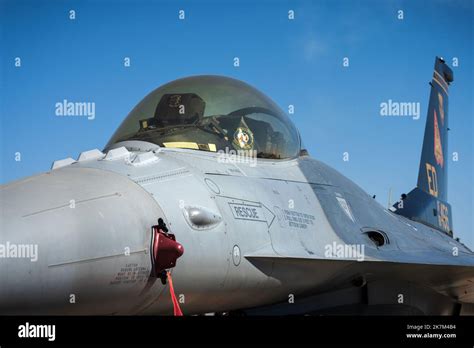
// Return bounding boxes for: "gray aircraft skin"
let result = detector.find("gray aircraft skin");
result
[1,57,473,315]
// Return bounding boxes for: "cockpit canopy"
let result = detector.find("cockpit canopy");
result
[106,75,301,159]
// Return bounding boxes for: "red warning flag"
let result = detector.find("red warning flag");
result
[167,271,183,316]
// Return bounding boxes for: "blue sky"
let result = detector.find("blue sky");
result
[1,0,472,247]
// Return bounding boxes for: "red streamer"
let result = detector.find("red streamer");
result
[167,271,183,316]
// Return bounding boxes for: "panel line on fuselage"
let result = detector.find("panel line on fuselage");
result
[48,248,148,268]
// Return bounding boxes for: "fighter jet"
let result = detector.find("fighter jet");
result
[1,57,473,315]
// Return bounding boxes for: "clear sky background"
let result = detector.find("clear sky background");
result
[1,0,472,247]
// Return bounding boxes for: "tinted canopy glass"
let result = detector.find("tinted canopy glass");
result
[107,76,300,159]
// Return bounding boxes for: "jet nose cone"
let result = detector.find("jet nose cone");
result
[0,166,166,314]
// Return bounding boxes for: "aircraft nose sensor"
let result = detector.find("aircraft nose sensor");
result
[151,218,184,284]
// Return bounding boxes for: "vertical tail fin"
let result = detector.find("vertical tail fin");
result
[393,57,454,236]
[417,57,453,201]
